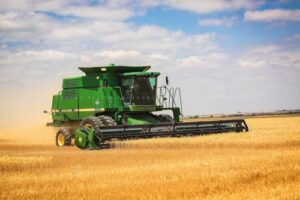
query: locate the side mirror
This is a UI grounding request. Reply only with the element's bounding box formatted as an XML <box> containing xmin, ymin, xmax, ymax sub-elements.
<box><xmin>165</xmin><ymin>76</ymin><xmax>169</xmax><ymax>85</ymax></box>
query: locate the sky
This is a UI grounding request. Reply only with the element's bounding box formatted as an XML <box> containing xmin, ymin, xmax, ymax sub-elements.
<box><xmin>0</xmin><ymin>0</ymin><xmax>300</xmax><ymax>127</ymax></box>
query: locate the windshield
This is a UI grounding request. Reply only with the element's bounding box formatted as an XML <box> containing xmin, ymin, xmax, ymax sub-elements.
<box><xmin>121</xmin><ymin>76</ymin><xmax>157</xmax><ymax>105</ymax></box>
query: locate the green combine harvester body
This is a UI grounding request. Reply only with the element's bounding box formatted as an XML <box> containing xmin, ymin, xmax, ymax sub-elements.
<box><xmin>50</xmin><ymin>64</ymin><xmax>248</xmax><ymax>149</ymax></box>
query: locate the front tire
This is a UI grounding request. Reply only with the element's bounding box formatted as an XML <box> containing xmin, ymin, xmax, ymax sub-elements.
<box><xmin>56</xmin><ymin>128</ymin><xmax>72</xmax><ymax>147</ymax></box>
<box><xmin>98</xmin><ymin>115</ymin><xmax>117</xmax><ymax>126</ymax></box>
<box><xmin>80</xmin><ymin>116</ymin><xmax>103</xmax><ymax>145</ymax></box>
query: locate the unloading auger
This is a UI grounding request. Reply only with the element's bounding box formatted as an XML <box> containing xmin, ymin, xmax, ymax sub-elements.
<box><xmin>48</xmin><ymin>64</ymin><xmax>248</xmax><ymax>149</ymax></box>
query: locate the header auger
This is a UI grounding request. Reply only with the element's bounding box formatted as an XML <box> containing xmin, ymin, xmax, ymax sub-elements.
<box><xmin>50</xmin><ymin>64</ymin><xmax>248</xmax><ymax>149</ymax></box>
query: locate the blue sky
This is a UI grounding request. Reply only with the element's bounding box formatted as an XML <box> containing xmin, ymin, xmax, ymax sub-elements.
<box><xmin>130</xmin><ymin>1</ymin><xmax>300</xmax><ymax>49</ymax></box>
<box><xmin>0</xmin><ymin>0</ymin><xmax>300</xmax><ymax>126</ymax></box>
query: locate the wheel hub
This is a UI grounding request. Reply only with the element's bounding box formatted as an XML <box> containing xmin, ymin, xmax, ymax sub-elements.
<box><xmin>57</xmin><ymin>133</ymin><xmax>65</xmax><ymax>146</ymax></box>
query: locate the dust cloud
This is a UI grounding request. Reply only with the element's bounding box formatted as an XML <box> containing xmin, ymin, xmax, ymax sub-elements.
<box><xmin>0</xmin><ymin>85</ymin><xmax>55</xmax><ymax>127</ymax></box>
<box><xmin>0</xmin><ymin>86</ymin><xmax>57</xmax><ymax>145</ymax></box>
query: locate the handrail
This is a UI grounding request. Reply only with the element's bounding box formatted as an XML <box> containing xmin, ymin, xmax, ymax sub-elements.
<box><xmin>157</xmin><ymin>85</ymin><xmax>183</xmax><ymax>118</ymax></box>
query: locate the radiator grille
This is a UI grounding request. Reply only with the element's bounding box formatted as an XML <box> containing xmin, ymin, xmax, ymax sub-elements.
<box><xmin>64</xmin><ymin>79</ymin><xmax>80</xmax><ymax>88</ymax></box>
<box><xmin>64</xmin><ymin>89</ymin><xmax>77</xmax><ymax>100</ymax></box>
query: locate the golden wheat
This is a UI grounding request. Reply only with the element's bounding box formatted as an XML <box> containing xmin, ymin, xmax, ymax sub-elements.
<box><xmin>0</xmin><ymin>116</ymin><xmax>299</xmax><ymax>200</ymax></box>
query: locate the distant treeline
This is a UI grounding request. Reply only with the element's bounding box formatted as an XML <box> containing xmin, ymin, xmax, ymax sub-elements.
<box><xmin>185</xmin><ymin>109</ymin><xmax>300</xmax><ymax>119</ymax></box>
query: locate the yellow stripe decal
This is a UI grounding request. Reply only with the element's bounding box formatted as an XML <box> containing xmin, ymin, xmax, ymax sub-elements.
<box><xmin>79</xmin><ymin>108</ymin><xmax>95</xmax><ymax>112</ymax></box>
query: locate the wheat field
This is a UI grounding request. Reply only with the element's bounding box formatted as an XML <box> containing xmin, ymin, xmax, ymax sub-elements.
<box><xmin>0</xmin><ymin>116</ymin><xmax>299</xmax><ymax>200</ymax></box>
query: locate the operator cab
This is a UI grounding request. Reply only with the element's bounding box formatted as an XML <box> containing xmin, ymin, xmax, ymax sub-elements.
<box><xmin>120</xmin><ymin>72</ymin><xmax>160</xmax><ymax>106</ymax></box>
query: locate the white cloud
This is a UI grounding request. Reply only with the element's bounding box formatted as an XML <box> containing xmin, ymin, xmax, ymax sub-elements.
<box><xmin>198</xmin><ymin>16</ymin><xmax>238</xmax><ymax>27</ymax></box>
<box><xmin>0</xmin><ymin>11</ymin><xmax>62</xmax><ymax>41</ymax></box>
<box><xmin>287</xmin><ymin>33</ymin><xmax>300</xmax><ymax>41</ymax></box>
<box><xmin>0</xmin><ymin>49</ymin><xmax>76</xmax><ymax>65</ymax></box>
<box><xmin>249</xmin><ymin>45</ymin><xmax>281</xmax><ymax>53</ymax></box>
<box><xmin>19</xmin><ymin>50</ymin><xmax>76</xmax><ymax>60</ymax></box>
<box><xmin>245</xmin><ymin>9</ymin><xmax>300</xmax><ymax>22</ymax></box>
<box><xmin>237</xmin><ymin>58</ymin><xmax>267</xmax><ymax>69</ymax></box>
<box><xmin>179</xmin><ymin>52</ymin><xmax>230</xmax><ymax>68</ymax></box>
<box><xmin>237</xmin><ymin>45</ymin><xmax>300</xmax><ymax>69</ymax></box>
<box><xmin>0</xmin><ymin>9</ymin><xmax>225</xmax><ymax>79</ymax></box>
<box><xmin>0</xmin><ymin>0</ymin><xmax>263</xmax><ymax>20</ymax></box>
<box><xmin>149</xmin><ymin>53</ymin><xmax>170</xmax><ymax>61</ymax></box>
<box><xmin>95</xmin><ymin>50</ymin><xmax>141</xmax><ymax>59</ymax></box>
<box><xmin>58</xmin><ymin>5</ymin><xmax>135</xmax><ymax>21</ymax></box>
<box><xmin>152</xmin><ymin>0</ymin><xmax>262</xmax><ymax>14</ymax></box>
<box><xmin>0</xmin><ymin>0</ymin><xmax>136</xmax><ymax>21</ymax></box>
<box><xmin>50</xmin><ymin>27</ymin><xmax>91</xmax><ymax>39</ymax></box>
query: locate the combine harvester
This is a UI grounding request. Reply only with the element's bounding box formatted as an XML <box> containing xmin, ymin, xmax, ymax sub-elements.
<box><xmin>48</xmin><ymin>64</ymin><xmax>248</xmax><ymax>149</ymax></box>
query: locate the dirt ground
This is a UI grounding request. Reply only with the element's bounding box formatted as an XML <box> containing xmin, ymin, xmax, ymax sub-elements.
<box><xmin>0</xmin><ymin>116</ymin><xmax>299</xmax><ymax>200</ymax></box>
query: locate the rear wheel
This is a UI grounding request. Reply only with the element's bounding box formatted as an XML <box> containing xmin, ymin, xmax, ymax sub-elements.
<box><xmin>56</xmin><ymin>128</ymin><xmax>72</xmax><ymax>147</ymax></box>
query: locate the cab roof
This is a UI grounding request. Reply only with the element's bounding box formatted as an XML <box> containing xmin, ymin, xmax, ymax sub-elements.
<box><xmin>79</xmin><ymin>65</ymin><xmax>151</xmax><ymax>75</ymax></box>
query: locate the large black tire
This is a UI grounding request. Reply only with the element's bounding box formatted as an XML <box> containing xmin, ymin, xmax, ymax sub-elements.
<box><xmin>98</xmin><ymin>115</ymin><xmax>117</xmax><ymax>126</ymax></box>
<box><xmin>56</xmin><ymin>128</ymin><xmax>72</xmax><ymax>147</ymax></box>
<box><xmin>80</xmin><ymin>116</ymin><xmax>104</xmax><ymax>143</ymax></box>
<box><xmin>156</xmin><ymin>114</ymin><xmax>175</xmax><ymax>123</ymax></box>
<box><xmin>98</xmin><ymin>115</ymin><xmax>117</xmax><ymax>142</ymax></box>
